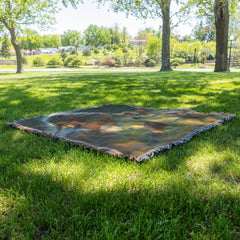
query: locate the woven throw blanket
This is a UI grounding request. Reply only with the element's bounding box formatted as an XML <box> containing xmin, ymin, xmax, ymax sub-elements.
<box><xmin>5</xmin><ymin>104</ymin><xmax>235</xmax><ymax>162</ymax></box>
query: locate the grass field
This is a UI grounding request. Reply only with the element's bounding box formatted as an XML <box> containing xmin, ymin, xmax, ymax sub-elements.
<box><xmin>0</xmin><ymin>71</ymin><xmax>239</xmax><ymax>239</ymax></box>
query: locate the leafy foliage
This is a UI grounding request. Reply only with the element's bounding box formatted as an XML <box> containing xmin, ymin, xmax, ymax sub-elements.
<box><xmin>144</xmin><ymin>58</ymin><xmax>157</xmax><ymax>67</ymax></box>
<box><xmin>94</xmin><ymin>48</ymin><xmax>100</xmax><ymax>54</ymax></box>
<box><xmin>0</xmin><ymin>37</ymin><xmax>11</xmax><ymax>59</ymax></box>
<box><xmin>19</xmin><ymin>29</ymin><xmax>42</xmax><ymax>51</ymax></box>
<box><xmin>84</xmin><ymin>25</ymin><xmax>111</xmax><ymax>47</ymax></box>
<box><xmin>64</xmin><ymin>55</ymin><xmax>83</xmax><ymax>67</ymax></box>
<box><xmin>82</xmin><ymin>49</ymin><xmax>91</xmax><ymax>57</ymax></box>
<box><xmin>41</xmin><ymin>34</ymin><xmax>61</xmax><ymax>48</ymax></box>
<box><xmin>61</xmin><ymin>30</ymin><xmax>83</xmax><ymax>49</ymax></box>
<box><xmin>146</xmin><ymin>36</ymin><xmax>161</xmax><ymax>63</ymax></box>
<box><xmin>33</xmin><ymin>56</ymin><xmax>45</xmax><ymax>67</ymax></box>
<box><xmin>47</xmin><ymin>56</ymin><xmax>63</xmax><ymax>67</ymax></box>
<box><xmin>64</xmin><ymin>55</ymin><xmax>76</xmax><ymax>66</ymax></box>
<box><xmin>170</xmin><ymin>57</ymin><xmax>185</xmax><ymax>64</ymax></box>
<box><xmin>22</xmin><ymin>56</ymin><xmax>28</xmax><ymax>65</ymax></box>
<box><xmin>0</xmin><ymin>0</ymin><xmax>81</xmax><ymax>73</ymax></box>
<box><xmin>171</xmin><ymin>61</ymin><xmax>180</xmax><ymax>68</ymax></box>
<box><xmin>71</xmin><ymin>57</ymin><xmax>83</xmax><ymax>67</ymax></box>
<box><xmin>112</xmin><ymin>55</ymin><xmax>124</xmax><ymax>67</ymax></box>
<box><xmin>70</xmin><ymin>48</ymin><xmax>78</xmax><ymax>55</ymax></box>
<box><xmin>102</xmin><ymin>57</ymin><xmax>116</xmax><ymax>67</ymax></box>
<box><xmin>0</xmin><ymin>0</ymin><xmax>59</xmax><ymax>31</ymax></box>
<box><xmin>133</xmin><ymin>57</ymin><xmax>144</xmax><ymax>67</ymax></box>
<box><xmin>193</xmin><ymin>21</ymin><xmax>215</xmax><ymax>42</ymax></box>
<box><xmin>60</xmin><ymin>49</ymin><xmax>68</xmax><ymax>60</ymax></box>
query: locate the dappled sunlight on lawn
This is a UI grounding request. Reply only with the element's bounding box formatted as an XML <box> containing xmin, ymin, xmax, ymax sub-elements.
<box><xmin>0</xmin><ymin>71</ymin><xmax>239</xmax><ymax>239</ymax></box>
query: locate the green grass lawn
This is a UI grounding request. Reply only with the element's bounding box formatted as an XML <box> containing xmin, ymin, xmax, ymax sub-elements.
<box><xmin>0</xmin><ymin>71</ymin><xmax>239</xmax><ymax>239</ymax></box>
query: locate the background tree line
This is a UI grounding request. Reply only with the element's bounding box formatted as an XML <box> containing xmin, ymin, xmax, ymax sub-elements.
<box><xmin>0</xmin><ymin>0</ymin><xmax>239</xmax><ymax>73</ymax></box>
<box><xmin>14</xmin><ymin>25</ymin><xmax>130</xmax><ymax>51</ymax></box>
<box><xmin>1</xmin><ymin>25</ymin><xmax>240</xmax><ymax>69</ymax></box>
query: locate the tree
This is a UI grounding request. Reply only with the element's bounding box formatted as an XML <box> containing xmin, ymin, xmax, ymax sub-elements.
<box><xmin>61</xmin><ymin>30</ymin><xmax>83</xmax><ymax>49</ymax></box>
<box><xmin>188</xmin><ymin>0</ymin><xmax>239</xmax><ymax>72</ymax></box>
<box><xmin>41</xmin><ymin>34</ymin><xmax>61</xmax><ymax>48</ymax></box>
<box><xmin>84</xmin><ymin>25</ymin><xmax>111</xmax><ymax>47</ymax></box>
<box><xmin>214</xmin><ymin>0</ymin><xmax>229</xmax><ymax>71</ymax></box>
<box><xmin>146</xmin><ymin>36</ymin><xmax>162</xmax><ymax>63</ymax></box>
<box><xmin>1</xmin><ymin>36</ymin><xmax>11</xmax><ymax>59</ymax></box>
<box><xmin>60</xmin><ymin>49</ymin><xmax>68</xmax><ymax>60</ymax></box>
<box><xmin>96</xmin><ymin>0</ymin><xmax>177</xmax><ymax>71</ymax></box>
<box><xmin>193</xmin><ymin>21</ymin><xmax>215</xmax><ymax>42</ymax></box>
<box><xmin>0</xmin><ymin>0</ymin><xmax>82</xmax><ymax>73</ymax></box>
<box><xmin>159</xmin><ymin>0</ymin><xmax>172</xmax><ymax>71</ymax></box>
<box><xmin>109</xmin><ymin>24</ymin><xmax>121</xmax><ymax>45</ymax></box>
<box><xmin>0</xmin><ymin>0</ymin><xmax>60</xmax><ymax>73</ymax></box>
<box><xmin>229</xmin><ymin>5</ymin><xmax>240</xmax><ymax>40</ymax></box>
<box><xmin>134</xmin><ymin>28</ymin><xmax>154</xmax><ymax>45</ymax></box>
<box><xmin>20</xmin><ymin>29</ymin><xmax>42</xmax><ymax>51</ymax></box>
<box><xmin>121</xmin><ymin>27</ymin><xmax>129</xmax><ymax>44</ymax></box>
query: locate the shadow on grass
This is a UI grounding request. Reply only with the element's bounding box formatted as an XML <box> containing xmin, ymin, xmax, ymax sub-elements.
<box><xmin>1</xmin><ymin>71</ymin><xmax>239</xmax><ymax>170</ymax></box>
<box><xmin>1</xmin><ymin>72</ymin><xmax>237</xmax><ymax>117</ymax></box>
<box><xmin>1</xmin><ymin>130</ymin><xmax>240</xmax><ymax>239</ymax></box>
<box><xmin>0</xmin><ymin>138</ymin><xmax>239</xmax><ymax>239</ymax></box>
<box><xmin>0</xmin><ymin>71</ymin><xmax>240</xmax><ymax>239</ymax></box>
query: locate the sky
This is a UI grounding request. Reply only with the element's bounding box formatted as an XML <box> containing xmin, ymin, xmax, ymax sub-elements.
<box><xmin>40</xmin><ymin>1</ymin><xmax>195</xmax><ymax>37</ymax></box>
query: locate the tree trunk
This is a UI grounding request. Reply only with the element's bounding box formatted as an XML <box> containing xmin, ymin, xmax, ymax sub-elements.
<box><xmin>9</xmin><ymin>27</ymin><xmax>24</xmax><ymax>73</ymax></box>
<box><xmin>160</xmin><ymin>0</ymin><xmax>172</xmax><ymax>71</ymax></box>
<box><xmin>214</xmin><ymin>0</ymin><xmax>229</xmax><ymax>72</ymax></box>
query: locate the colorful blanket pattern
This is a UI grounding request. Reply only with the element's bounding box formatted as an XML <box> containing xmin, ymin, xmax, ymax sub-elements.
<box><xmin>5</xmin><ymin>105</ymin><xmax>235</xmax><ymax>161</ymax></box>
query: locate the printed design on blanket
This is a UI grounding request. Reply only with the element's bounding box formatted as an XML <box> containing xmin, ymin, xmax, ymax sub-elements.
<box><xmin>5</xmin><ymin>104</ymin><xmax>235</xmax><ymax>162</ymax></box>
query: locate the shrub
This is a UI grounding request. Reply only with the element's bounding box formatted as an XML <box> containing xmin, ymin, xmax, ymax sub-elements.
<box><xmin>106</xmin><ymin>45</ymin><xmax>112</xmax><ymax>51</ymax></box>
<box><xmin>33</xmin><ymin>56</ymin><xmax>45</xmax><ymax>67</ymax></box>
<box><xmin>70</xmin><ymin>48</ymin><xmax>78</xmax><ymax>55</ymax></box>
<box><xmin>114</xmin><ymin>49</ymin><xmax>124</xmax><ymax>55</ymax></box>
<box><xmin>71</xmin><ymin>57</ymin><xmax>83</xmax><ymax>67</ymax></box>
<box><xmin>64</xmin><ymin>56</ymin><xmax>75</xmax><ymax>66</ymax></box>
<box><xmin>64</xmin><ymin>56</ymin><xmax>83</xmax><ymax>67</ymax></box>
<box><xmin>94</xmin><ymin>58</ymin><xmax>101</xmax><ymax>66</ymax></box>
<box><xmin>112</xmin><ymin>44</ymin><xmax>119</xmax><ymax>51</ymax></box>
<box><xmin>102</xmin><ymin>57</ymin><xmax>116</xmax><ymax>67</ymax></box>
<box><xmin>200</xmin><ymin>56</ymin><xmax>207</xmax><ymax>64</ymax></box>
<box><xmin>47</xmin><ymin>57</ymin><xmax>62</xmax><ymax>68</ymax></box>
<box><xmin>170</xmin><ymin>58</ymin><xmax>185</xmax><ymax>65</ymax></box>
<box><xmin>82</xmin><ymin>49</ymin><xmax>91</xmax><ymax>57</ymax></box>
<box><xmin>126</xmin><ymin>60</ymin><xmax>134</xmax><ymax>67</ymax></box>
<box><xmin>60</xmin><ymin>49</ymin><xmax>68</xmax><ymax>60</ymax></box>
<box><xmin>208</xmin><ymin>54</ymin><xmax>215</xmax><ymax>60</ymax></box>
<box><xmin>147</xmin><ymin>36</ymin><xmax>161</xmax><ymax>62</ymax></box>
<box><xmin>103</xmin><ymin>49</ymin><xmax>108</xmax><ymax>55</ymax></box>
<box><xmin>123</xmin><ymin>53</ymin><xmax>130</xmax><ymax>67</ymax></box>
<box><xmin>22</xmin><ymin>56</ymin><xmax>28</xmax><ymax>65</ymax></box>
<box><xmin>122</xmin><ymin>47</ymin><xmax>128</xmax><ymax>53</ymax></box>
<box><xmin>112</xmin><ymin>55</ymin><xmax>123</xmax><ymax>67</ymax></box>
<box><xmin>193</xmin><ymin>49</ymin><xmax>199</xmax><ymax>63</ymax></box>
<box><xmin>94</xmin><ymin>48</ymin><xmax>99</xmax><ymax>54</ymax></box>
<box><xmin>173</xmin><ymin>50</ymin><xmax>187</xmax><ymax>59</ymax></box>
<box><xmin>129</xmin><ymin>43</ymin><xmax>134</xmax><ymax>50</ymax></box>
<box><xmin>171</xmin><ymin>62</ymin><xmax>180</xmax><ymax>68</ymax></box>
<box><xmin>144</xmin><ymin>58</ymin><xmax>156</xmax><ymax>67</ymax></box>
<box><xmin>133</xmin><ymin>58</ymin><xmax>143</xmax><ymax>67</ymax></box>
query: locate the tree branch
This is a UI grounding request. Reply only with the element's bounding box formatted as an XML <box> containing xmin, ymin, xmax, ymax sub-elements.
<box><xmin>0</xmin><ymin>17</ymin><xmax>11</xmax><ymax>30</ymax></box>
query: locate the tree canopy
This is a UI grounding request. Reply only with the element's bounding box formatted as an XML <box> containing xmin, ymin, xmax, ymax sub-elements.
<box><xmin>61</xmin><ymin>30</ymin><xmax>83</xmax><ymax>49</ymax></box>
<box><xmin>0</xmin><ymin>36</ymin><xmax>11</xmax><ymax>59</ymax></box>
<box><xmin>96</xmin><ymin>0</ymin><xmax>184</xmax><ymax>71</ymax></box>
<box><xmin>84</xmin><ymin>25</ymin><xmax>111</xmax><ymax>47</ymax></box>
<box><xmin>0</xmin><ymin>0</ymin><xmax>82</xmax><ymax>73</ymax></box>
